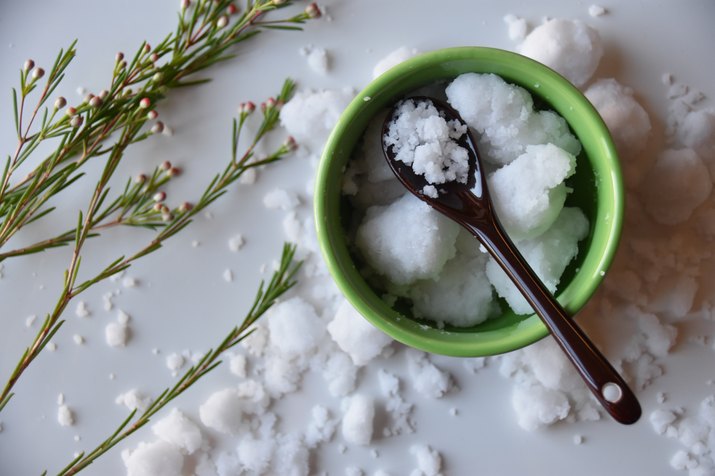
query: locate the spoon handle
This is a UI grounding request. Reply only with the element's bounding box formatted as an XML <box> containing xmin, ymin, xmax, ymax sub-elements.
<box><xmin>465</xmin><ymin>216</ymin><xmax>641</xmax><ymax>425</ymax></box>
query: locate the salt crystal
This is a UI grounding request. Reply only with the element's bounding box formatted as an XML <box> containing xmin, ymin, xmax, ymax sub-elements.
<box><xmin>222</xmin><ymin>269</ymin><xmax>233</xmax><ymax>282</ymax></box>
<box><xmin>109</xmin><ymin>372</ymin><xmax>116</xmax><ymax>380</ymax></box>
<box><xmin>267</xmin><ymin>297</ymin><xmax>324</xmax><ymax>356</ymax></box>
<box><xmin>227</xmin><ymin>234</ymin><xmax>244</xmax><ymax>252</ymax></box>
<box><xmin>57</xmin><ymin>405</ymin><xmax>75</xmax><ymax>427</ymax></box>
<box><xmin>102</xmin><ymin>292</ymin><xmax>114</xmax><ymax>311</ymax></box>
<box><xmin>588</xmin><ymin>5</ymin><xmax>607</xmax><ymax>17</ymax></box>
<box><xmin>300</xmin><ymin>45</ymin><xmax>330</xmax><ymax>75</ymax></box>
<box><xmin>670</xmin><ymin>450</ymin><xmax>696</xmax><ymax>471</ymax></box>
<box><xmin>405</xmin><ymin>349</ymin><xmax>453</xmax><ymax>399</ymax></box>
<box><xmin>342</xmin><ymin>394</ymin><xmax>375</xmax><ymax>446</ymax></box>
<box><xmin>152</xmin><ymin>408</ymin><xmax>203</xmax><ymax>455</ymax></box>
<box><xmin>322</xmin><ymin>351</ymin><xmax>357</xmax><ymax>397</ymax></box>
<box><xmin>280</xmin><ymin>88</ymin><xmax>354</xmax><ymax>151</ymax></box>
<box><xmin>263</xmin><ymin>189</ymin><xmax>300</xmax><ymax>210</ymax></box>
<box><xmin>75</xmin><ymin>301</ymin><xmax>90</xmax><ymax>318</ymax></box>
<box><xmin>57</xmin><ymin>393</ymin><xmax>65</xmax><ymax>405</ymax></box>
<box><xmin>115</xmin><ymin>389</ymin><xmax>153</xmax><ymax>412</ymax></box>
<box><xmin>327</xmin><ymin>299</ymin><xmax>392</xmax><ymax>366</ymax></box>
<box><xmin>239</xmin><ymin>167</ymin><xmax>257</xmax><ymax>185</ymax></box>
<box><xmin>72</xmin><ymin>334</ymin><xmax>84</xmax><ymax>345</ymax></box>
<box><xmin>228</xmin><ymin>353</ymin><xmax>247</xmax><ymax>378</ymax></box>
<box><xmin>650</xmin><ymin>409</ymin><xmax>677</xmax><ymax>435</ymax></box>
<box><xmin>122</xmin><ymin>277</ymin><xmax>137</xmax><ymax>288</ymax></box>
<box><xmin>512</xmin><ymin>383</ymin><xmax>570</xmax><ymax>430</ymax></box>
<box><xmin>518</xmin><ymin>19</ymin><xmax>603</xmax><ymax>87</ymax></box>
<box><xmin>264</xmin><ymin>353</ymin><xmax>301</xmax><ymax>396</ymax></box>
<box><xmin>372</xmin><ymin>47</ymin><xmax>420</xmax><ymax>79</ymax></box>
<box><xmin>584</xmin><ymin>79</ymin><xmax>652</xmax><ymax>186</ymax></box>
<box><xmin>408</xmin><ymin>252</ymin><xmax>496</xmax><ymax>327</ymax></box>
<box><xmin>641</xmin><ymin>148</ymin><xmax>712</xmax><ymax>225</ymax></box>
<box><xmin>356</xmin><ymin>194</ymin><xmax>459</xmax><ymax>285</ymax></box>
<box><xmin>47</xmin><ymin>342</ymin><xmax>57</xmax><ymax>351</ymax></box>
<box><xmin>199</xmin><ymin>381</ymin><xmax>268</xmax><ymax>435</ymax></box>
<box><xmin>409</xmin><ymin>444</ymin><xmax>442</xmax><ymax>476</ymax></box>
<box><xmin>117</xmin><ymin>309</ymin><xmax>131</xmax><ymax>325</ymax></box>
<box><xmin>272</xmin><ymin>433</ymin><xmax>309</xmax><ymax>476</ymax></box>
<box><xmin>191</xmin><ymin>240</ymin><xmax>200</xmax><ymax>248</ymax></box>
<box><xmin>449</xmin><ymin>408</ymin><xmax>458</xmax><ymax>416</ymax></box>
<box><xmin>166</xmin><ymin>353</ymin><xmax>185</xmax><ymax>375</ymax></box>
<box><xmin>25</xmin><ymin>315</ymin><xmax>37</xmax><ymax>327</ymax></box>
<box><xmin>237</xmin><ymin>435</ymin><xmax>274</xmax><ymax>473</ymax></box>
<box><xmin>488</xmin><ymin>144</ymin><xmax>576</xmax><ymax>239</ymax></box>
<box><xmin>503</xmin><ymin>14</ymin><xmax>529</xmax><ymax>41</ymax></box>
<box><xmin>105</xmin><ymin>322</ymin><xmax>129</xmax><ymax>347</ymax></box>
<box><xmin>122</xmin><ymin>441</ymin><xmax>184</xmax><ymax>476</ymax></box>
<box><xmin>74</xmin><ymin>435</ymin><xmax>80</xmax><ymax>442</ymax></box>
<box><xmin>573</xmin><ymin>434</ymin><xmax>584</xmax><ymax>445</ymax></box>
<box><xmin>305</xmin><ymin>405</ymin><xmax>337</xmax><ymax>448</ymax></box>
<box><xmin>662</xmin><ymin>73</ymin><xmax>674</xmax><ymax>86</ymax></box>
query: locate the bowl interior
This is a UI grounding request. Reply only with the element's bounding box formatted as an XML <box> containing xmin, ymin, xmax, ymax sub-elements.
<box><xmin>315</xmin><ymin>47</ymin><xmax>623</xmax><ymax>357</ymax></box>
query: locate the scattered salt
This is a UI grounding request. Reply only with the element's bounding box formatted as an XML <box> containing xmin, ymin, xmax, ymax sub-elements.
<box><xmin>122</xmin><ymin>276</ymin><xmax>138</xmax><ymax>288</ymax></box>
<box><xmin>342</xmin><ymin>394</ymin><xmax>375</xmax><ymax>446</ymax></box>
<box><xmin>222</xmin><ymin>268</ymin><xmax>233</xmax><ymax>283</ymax></box>
<box><xmin>405</xmin><ymin>349</ymin><xmax>453</xmax><ymax>399</ymax></box>
<box><xmin>588</xmin><ymin>5</ymin><xmax>607</xmax><ymax>17</ymax></box>
<box><xmin>409</xmin><ymin>444</ymin><xmax>442</xmax><ymax>476</ymax></box>
<box><xmin>57</xmin><ymin>404</ymin><xmax>75</xmax><ymax>427</ymax></box>
<box><xmin>518</xmin><ymin>19</ymin><xmax>603</xmax><ymax>87</ymax></box>
<box><xmin>122</xmin><ymin>441</ymin><xmax>183</xmax><ymax>476</ymax></box>
<box><xmin>105</xmin><ymin>322</ymin><xmax>129</xmax><ymax>347</ymax></box>
<box><xmin>75</xmin><ymin>300</ymin><xmax>90</xmax><ymax>318</ymax></box>
<box><xmin>266</xmin><ymin>297</ymin><xmax>325</xmax><ymax>356</ymax></box>
<box><xmin>573</xmin><ymin>434</ymin><xmax>584</xmax><ymax>445</ymax></box>
<box><xmin>263</xmin><ymin>189</ymin><xmax>300</xmax><ymax>210</ymax></box>
<box><xmin>166</xmin><ymin>353</ymin><xmax>186</xmax><ymax>375</ymax></box>
<box><xmin>115</xmin><ymin>389</ymin><xmax>153</xmax><ymax>412</ymax></box>
<box><xmin>152</xmin><ymin>408</ymin><xmax>203</xmax><ymax>455</ymax></box>
<box><xmin>228</xmin><ymin>353</ymin><xmax>247</xmax><ymax>378</ymax></box>
<box><xmin>25</xmin><ymin>315</ymin><xmax>37</xmax><ymax>327</ymax></box>
<box><xmin>503</xmin><ymin>14</ymin><xmax>529</xmax><ymax>41</ymax></box>
<box><xmin>72</xmin><ymin>334</ymin><xmax>85</xmax><ymax>345</ymax></box>
<box><xmin>117</xmin><ymin>309</ymin><xmax>131</xmax><ymax>325</ymax></box>
<box><xmin>47</xmin><ymin>342</ymin><xmax>57</xmax><ymax>351</ymax></box>
<box><xmin>227</xmin><ymin>234</ymin><xmax>244</xmax><ymax>252</ymax></box>
<box><xmin>300</xmin><ymin>45</ymin><xmax>330</xmax><ymax>75</ymax></box>
<box><xmin>327</xmin><ymin>299</ymin><xmax>392</xmax><ymax>366</ymax></box>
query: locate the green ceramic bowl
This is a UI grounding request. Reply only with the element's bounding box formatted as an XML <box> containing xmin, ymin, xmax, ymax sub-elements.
<box><xmin>314</xmin><ymin>47</ymin><xmax>623</xmax><ymax>357</ymax></box>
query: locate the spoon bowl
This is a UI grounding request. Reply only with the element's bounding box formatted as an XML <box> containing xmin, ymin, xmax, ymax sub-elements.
<box><xmin>381</xmin><ymin>96</ymin><xmax>640</xmax><ymax>425</ymax></box>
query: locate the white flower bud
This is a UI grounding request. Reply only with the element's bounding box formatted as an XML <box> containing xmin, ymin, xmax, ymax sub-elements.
<box><xmin>32</xmin><ymin>67</ymin><xmax>45</xmax><ymax>80</ymax></box>
<box><xmin>54</xmin><ymin>97</ymin><xmax>67</xmax><ymax>110</ymax></box>
<box><xmin>89</xmin><ymin>96</ymin><xmax>102</xmax><ymax>108</ymax></box>
<box><xmin>151</xmin><ymin>121</ymin><xmax>164</xmax><ymax>134</ymax></box>
<box><xmin>139</xmin><ymin>97</ymin><xmax>151</xmax><ymax>109</ymax></box>
<box><xmin>153</xmin><ymin>191</ymin><xmax>166</xmax><ymax>202</ymax></box>
<box><xmin>23</xmin><ymin>59</ymin><xmax>35</xmax><ymax>72</ymax></box>
<box><xmin>70</xmin><ymin>115</ymin><xmax>83</xmax><ymax>128</ymax></box>
<box><xmin>147</xmin><ymin>110</ymin><xmax>158</xmax><ymax>120</ymax></box>
<box><xmin>217</xmin><ymin>15</ymin><xmax>228</xmax><ymax>28</ymax></box>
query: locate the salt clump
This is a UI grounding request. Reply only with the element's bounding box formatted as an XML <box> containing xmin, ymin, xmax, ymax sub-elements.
<box><xmin>372</xmin><ymin>46</ymin><xmax>420</xmax><ymax>79</ymax></box>
<box><xmin>409</xmin><ymin>444</ymin><xmax>442</xmax><ymax>476</ymax></box>
<box><xmin>263</xmin><ymin>188</ymin><xmax>300</xmax><ymax>210</ymax></box>
<box><xmin>266</xmin><ymin>296</ymin><xmax>325</xmax><ymax>356</ymax></box>
<box><xmin>383</xmin><ymin>98</ymin><xmax>470</xmax><ymax>188</ymax></box>
<box><xmin>518</xmin><ymin>19</ymin><xmax>603</xmax><ymax>87</ymax></box>
<box><xmin>327</xmin><ymin>299</ymin><xmax>392</xmax><ymax>365</ymax></box>
<box><xmin>305</xmin><ymin>405</ymin><xmax>338</xmax><ymax>447</ymax></box>
<box><xmin>198</xmin><ymin>380</ymin><xmax>268</xmax><ymax>435</ymax></box>
<box><xmin>488</xmin><ymin>144</ymin><xmax>577</xmax><ymax>240</ymax></box>
<box><xmin>676</xmin><ymin>109</ymin><xmax>715</xmax><ymax>163</ymax></box>
<box><xmin>641</xmin><ymin>148</ymin><xmax>712</xmax><ymax>225</ymax></box>
<box><xmin>342</xmin><ymin>394</ymin><xmax>375</xmax><ymax>446</ymax></box>
<box><xmin>408</xmin><ymin>252</ymin><xmax>496</xmax><ymax>327</ymax></box>
<box><xmin>584</xmin><ymin>79</ymin><xmax>652</xmax><ymax>186</ymax></box>
<box><xmin>503</xmin><ymin>14</ymin><xmax>529</xmax><ymax>42</ymax></box>
<box><xmin>299</xmin><ymin>45</ymin><xmax>330</xmax><ymax>75</ymax></box>
<box><xmin>115</xmin><ymin>389</ymin><xmax>153</xmax><ymax>412</ymax></box>
<box><xmin>152</xmin><ymin>408</ymin><xmax>203</xmax><ymax>455</ymax></box>
<box><xmin>511</xmin><ymin>384</ymin><xmax>571</xmax><ymax>430</ymax></box>
<box><xmin>486</xmin><ymin>207</ymin><xmax>589</xmax><ymax>314</ymax></box>
<box><xmin>105</xmin><ymin>321</ymin><xmax>129</xmax><ymax>347</ymax></box>
<box><xmin>280</xmin><ymin>88</ymin><xmax>355</xmax><ymax>151</ymax></box>
<box><xmin>445</xmin><ymin>73</ymin><xmax>580</xmax><ymax>165</ymax></box>
<box><xmin>405</xmin><ymin>349</ymin><xmax>453</xmax><ymax>399</ymax></box>
<box><xmin>322</xmin><ymin>350</ymin><xmax>358</xmax><ymax>397</ymax></box>
<box><xmin>122</xmin><ymin>441</ymin><xmax>183</xmax><ymax>476</ymax></box>
<box><xmin>57</xmin><ymin>404</ymin><xmax>75</xmax><ymax>427</ymax></box>
<box><xmin>356</xmin><ymin>194</ymin><xmax>459</xmax><ymax>285</ymax></box>
<box><xmin>237</xmin><ymin>435</ymin><xmax>274</xmax><ymax>473</ymax></box>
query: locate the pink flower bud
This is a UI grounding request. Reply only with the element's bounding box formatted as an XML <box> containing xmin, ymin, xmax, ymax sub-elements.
<box><xmin>66</xmin><ymin>106</ymin><xmax>77</xmax><ymax>117</ymax></box>
<box><xmin>89</xmin><ymin>96</ymin><xmax>102</xmax><ymax>108</ymax></box>
<box><xmin>153</xmin><ymin>191</ymin><xmax>166</xmax><ymax>202</ymax></box>
<box><xmin>23</xmin><ymin>59</ymin><xmax>35</xmax><ymax>72</ymax></box>
<box><xmin>70</xmin><ymin>115</ymin><xmax>83</xmax><ymax>128</ymax></box>
<box><xmin>32</xmin><ymin>67</ymin><xmax>45</xmax><ymax>80</ymax></box>
<box><xmin>216</xmin><ymin>15</ymin><xmax>228</xmax><ymax>28</ymax></box>
<box><xmin>305</xmin><ymin>2</ymin><xmax>321</xmax><ymax>18</ymax></box>
<box><xmin>273</xmin><ymin>0</ymin><xmax>287</xmax><ymax>5</ymax></box>
<box><xmin>84</xmin><ymin>93</ymin><xmax>95</xmax><ymax>104</ymax></box>
<box><xmin>147</xmin><ymin>110</ymin><xmax>159</xmax><ymax>120</ymax></box>
<box><xmin>160</xmin><ymin>160</ymin><xmax>172</xmax><ymax>171</ymax></box>
<box><xmin>135</xmin><ymin>173</ymin><xmax>147</xmax><ymax>184</ymax></box>
<box><xmin>244</xmin><ymin>101</ymin><xmax>256</xmax><ymax>113</ymax></box>
<box><xmin>227</xmin><ymin>3</ymin><xmax>238</xmax><ymax>15</ymax></box>
<box><xmin>162</xmin><ymin>212</ymin><xmax>173</xmax><ymax>222</ymax></box>
<box><xmin>151</xmin><ymin>121</ymin><xmax>165</xmax><ymax>134</ymax></box>
<box><xmin>143</xmin><ymin>43</ymin><xmax>151</xmax><ymax>54</ymax></box>
<box><xmin>116</xmin><ymin>52</ymin><xmax>124</xmax><ymax>62</ymax></box>
<box><xmin>167</xmin><ymin>166</ymin><xmax>182</xmax><ymax>177</ymax></box>
<box><xmin>139</xmin><ymin>97</ymin><xmax>151</xmax><ymax>109</ymax></box>
<box><xmin>284</xmin><ymin>135</ymin><xmax>297</xmax><ymax>151</ymax></box>
<box><xmin>153</xmin><ymin>202</ymin><xmax>163</xmax><ymax>212</ymax></box>
<box><xmin>99</xmin><ymin>90</ymin><xmax>109</xmax><ymax>99</ymax></box>
<box><xmin>181</xmin><ymin>0</ymin><xmax>191</xmax><ymax>10</ymax></box>
<box><xmin>266</xmin><ymin>97</ymin><xmax>277</xmax><ymax>109</ymax></box>
<box><xmin>179</xmin><ymin>202</ymin><xmax>193</xmax><ymax>213</ymax></box>
<box><xmin>150</xmin><ymin>53</ymin><xmax>159</xmax><ymax>63</ymax></box>
<box><xmin>54</xmin><ymin>97</ymin><xmax>67</xmax><ymax>109</ymax></box>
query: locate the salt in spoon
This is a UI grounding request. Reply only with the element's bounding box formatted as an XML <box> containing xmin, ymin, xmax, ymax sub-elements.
<box><xmin>381</xmin><ymin>96</ymin><xmax>641</xmax><ymax>425</ymax></box>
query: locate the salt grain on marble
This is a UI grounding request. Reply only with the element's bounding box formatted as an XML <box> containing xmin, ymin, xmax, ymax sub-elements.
<box><xmin>75</xmin><ymin>300</ymin><xmax>90</xmax><ymax>318</ymax></box>
<box><xmin>227</xmin><ymin>234</ymin><xmax>244</xmax><ymax>252</ymax></box>
<box><xmin>57</xmin><ymin>404</ymin><xmax>74</xmax><ymax>427</ymax></box>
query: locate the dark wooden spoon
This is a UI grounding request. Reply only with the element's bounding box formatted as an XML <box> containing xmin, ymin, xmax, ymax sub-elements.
<box><xmin>382</xmin><ymin>96</ymin><xmax>641</xmax><ymax>425</ymax></box>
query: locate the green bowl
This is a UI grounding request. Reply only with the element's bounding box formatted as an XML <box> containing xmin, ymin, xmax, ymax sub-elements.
<box><xmin>314</xmin><ymin>47</ymin><xmax>623</xmax><ymax>357</ymax></box>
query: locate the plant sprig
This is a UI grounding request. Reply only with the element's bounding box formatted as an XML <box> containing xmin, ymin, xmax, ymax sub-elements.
<box><xmin>0</xmin><ymin>0</ymin><xmax>317</xmax><ymax>414</ymax></box>
<box><xmin>50</xmin><ymin>243</ymin><xmax>300</xmax><ymax>476</ymax></box>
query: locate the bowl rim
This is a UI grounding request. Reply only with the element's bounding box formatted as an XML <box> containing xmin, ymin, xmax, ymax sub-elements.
<box><xmin>314</xmin><ymin>46</ymin><xmax>624</xmax><ymax>357</ymax></box>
